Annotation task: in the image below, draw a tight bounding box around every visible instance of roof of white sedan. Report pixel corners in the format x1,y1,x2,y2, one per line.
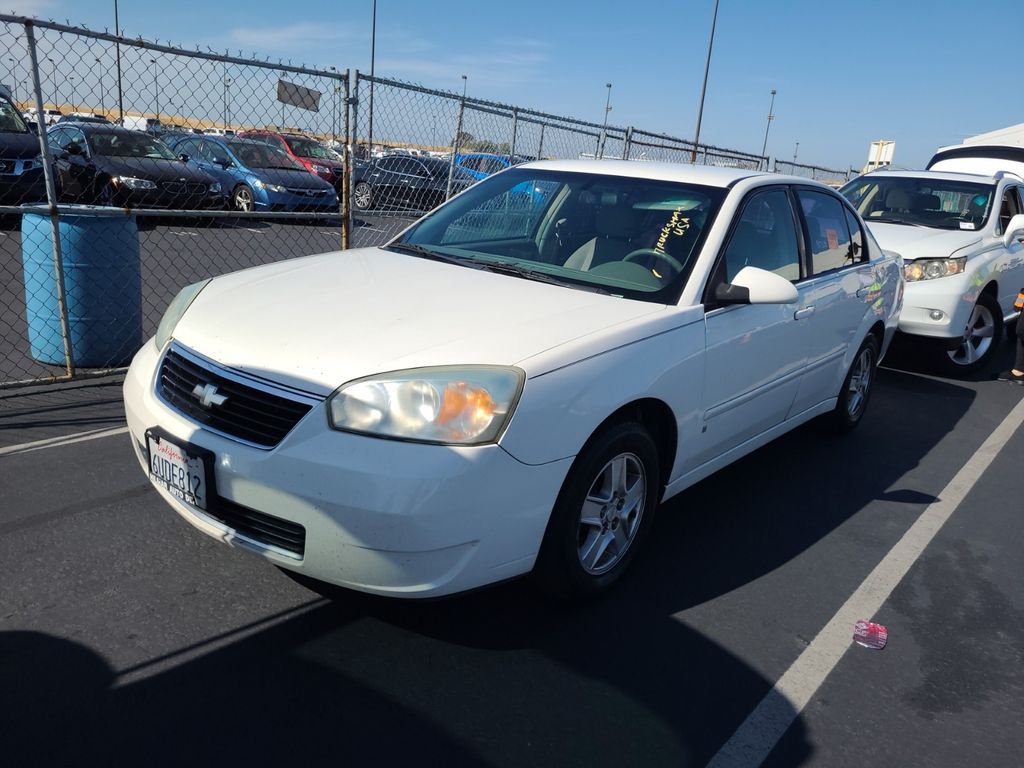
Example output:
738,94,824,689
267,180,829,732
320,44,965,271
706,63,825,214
519,159,767,187
858,168,1008,184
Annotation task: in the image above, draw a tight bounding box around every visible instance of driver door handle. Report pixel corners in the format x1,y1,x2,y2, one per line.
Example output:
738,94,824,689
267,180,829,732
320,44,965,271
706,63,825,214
794,306,815,320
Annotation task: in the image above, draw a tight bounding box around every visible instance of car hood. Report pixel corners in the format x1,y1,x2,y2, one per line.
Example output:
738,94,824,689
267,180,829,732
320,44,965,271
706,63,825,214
94,156,217,183
248,166,332,190
865,222,983,260
0,130,42,159
172,247,666,395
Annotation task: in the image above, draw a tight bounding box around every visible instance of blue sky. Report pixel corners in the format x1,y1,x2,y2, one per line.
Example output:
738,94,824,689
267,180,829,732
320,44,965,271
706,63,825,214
6,0,1022,169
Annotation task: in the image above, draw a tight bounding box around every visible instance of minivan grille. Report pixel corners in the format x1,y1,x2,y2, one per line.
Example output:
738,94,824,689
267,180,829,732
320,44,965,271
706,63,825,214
158,347,315,448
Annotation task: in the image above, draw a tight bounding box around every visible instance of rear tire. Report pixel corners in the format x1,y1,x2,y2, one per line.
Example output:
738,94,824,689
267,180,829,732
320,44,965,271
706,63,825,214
826,334,879,433
941,292,1002,374
532,421,660,599
353,181,373,211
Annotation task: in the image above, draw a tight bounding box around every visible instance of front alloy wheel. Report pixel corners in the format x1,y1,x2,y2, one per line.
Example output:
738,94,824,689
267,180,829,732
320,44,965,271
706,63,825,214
232,184,254,212
944,293,1002,374
533,421,660,598
353,181,373,211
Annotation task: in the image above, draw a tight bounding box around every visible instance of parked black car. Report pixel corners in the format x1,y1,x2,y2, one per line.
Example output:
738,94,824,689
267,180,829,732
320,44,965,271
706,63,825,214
0,94,47,206
47,124,225,209
352,155,477,212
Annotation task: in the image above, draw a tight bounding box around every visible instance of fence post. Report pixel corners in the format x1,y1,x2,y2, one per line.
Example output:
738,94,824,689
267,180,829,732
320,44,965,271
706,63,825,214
25,21,75,378
446,92,466,200
348,70,360,230
537,122,545,160
622,126,633,160
509,108,518,160
596,130,604,159
341,68,351,250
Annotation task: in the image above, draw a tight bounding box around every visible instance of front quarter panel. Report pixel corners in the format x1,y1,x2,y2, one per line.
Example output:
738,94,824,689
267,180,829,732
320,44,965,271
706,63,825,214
500,312,706,484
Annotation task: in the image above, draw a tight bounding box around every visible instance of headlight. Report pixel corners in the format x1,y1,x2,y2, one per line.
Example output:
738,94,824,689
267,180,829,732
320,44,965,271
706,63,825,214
311,164,330,174
209,182,222,193
266,183,287,193
154,279,211,349
328,366,525,445
904,257,967,282
252,178,265,189
112,176,157,190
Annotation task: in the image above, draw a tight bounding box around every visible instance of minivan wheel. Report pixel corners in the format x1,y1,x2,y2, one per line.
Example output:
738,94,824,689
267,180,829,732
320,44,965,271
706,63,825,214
942,293,1002,374
826,334,879,433
532,421,660,599
353,181,373,211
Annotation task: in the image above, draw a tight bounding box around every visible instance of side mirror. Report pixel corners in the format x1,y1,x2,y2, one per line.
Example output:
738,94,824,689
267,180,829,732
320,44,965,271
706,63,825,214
65,143,83,156
26,121,37,134
714,266,799,306
216,158,233,169
178,153,190,163
1003,213,1024,247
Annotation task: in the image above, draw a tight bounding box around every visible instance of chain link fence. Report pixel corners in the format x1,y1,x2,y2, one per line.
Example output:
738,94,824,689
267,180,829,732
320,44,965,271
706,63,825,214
773,159,853,186
2,14,842,389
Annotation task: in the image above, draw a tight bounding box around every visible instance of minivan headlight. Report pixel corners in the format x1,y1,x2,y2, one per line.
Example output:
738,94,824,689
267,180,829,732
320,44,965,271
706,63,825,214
904,257,966,282
154,279,211,349
328,366,525,445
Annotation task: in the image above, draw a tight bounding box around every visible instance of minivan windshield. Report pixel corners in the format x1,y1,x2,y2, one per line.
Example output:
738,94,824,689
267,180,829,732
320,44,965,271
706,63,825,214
841,175,996,231
394,168,725,304
0,98,28,133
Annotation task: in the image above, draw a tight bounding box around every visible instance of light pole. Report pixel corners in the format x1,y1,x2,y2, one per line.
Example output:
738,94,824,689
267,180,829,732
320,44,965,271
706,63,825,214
368,0,377,156
329,66,338,141
691,0,719,163
599,82,612,159
6,57,16,102
223,72,232,131
114,0,124,123
68,75,76,112
759,88,776,170
96,57,105,115
46,56,55,107
149,58,159,124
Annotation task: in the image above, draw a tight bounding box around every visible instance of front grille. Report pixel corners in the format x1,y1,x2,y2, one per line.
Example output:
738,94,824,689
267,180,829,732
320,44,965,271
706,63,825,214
286,187,326,196
163,181,206,195
209,498,306,557
158,346,316,448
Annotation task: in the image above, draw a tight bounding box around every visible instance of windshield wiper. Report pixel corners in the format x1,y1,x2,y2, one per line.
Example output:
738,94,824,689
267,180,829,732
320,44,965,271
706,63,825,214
473,259,611,294
385,242,483,269
874,216,923,227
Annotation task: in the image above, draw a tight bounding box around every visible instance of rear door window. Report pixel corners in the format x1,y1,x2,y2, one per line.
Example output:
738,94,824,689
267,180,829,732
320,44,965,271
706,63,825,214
797,189,855,275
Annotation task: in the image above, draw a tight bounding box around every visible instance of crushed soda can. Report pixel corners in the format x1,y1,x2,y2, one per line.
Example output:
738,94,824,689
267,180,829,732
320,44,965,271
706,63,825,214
853,620,888,650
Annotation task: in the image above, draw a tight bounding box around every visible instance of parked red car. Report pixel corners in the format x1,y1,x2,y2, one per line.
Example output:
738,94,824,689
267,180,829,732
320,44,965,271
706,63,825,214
237,130,345,190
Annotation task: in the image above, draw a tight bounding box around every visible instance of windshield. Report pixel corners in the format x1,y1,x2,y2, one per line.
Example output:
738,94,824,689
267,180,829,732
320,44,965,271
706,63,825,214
396,168,725,303
841,175,996,231
228,141,304,170
287,137,341,161
90,132,177,159
0,98,28,133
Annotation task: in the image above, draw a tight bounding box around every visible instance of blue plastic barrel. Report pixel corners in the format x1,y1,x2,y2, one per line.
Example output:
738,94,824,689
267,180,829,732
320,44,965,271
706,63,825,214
21,207,142,367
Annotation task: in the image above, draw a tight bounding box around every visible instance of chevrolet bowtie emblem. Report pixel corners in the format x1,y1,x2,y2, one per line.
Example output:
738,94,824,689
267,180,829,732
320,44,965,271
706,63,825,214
192,383,227,408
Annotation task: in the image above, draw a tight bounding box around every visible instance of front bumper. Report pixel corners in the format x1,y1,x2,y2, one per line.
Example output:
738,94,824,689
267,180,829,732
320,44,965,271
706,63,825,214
896,273,978,340
0,170,46,206
259,188,338,212
111,188,227,210
123,340,571,598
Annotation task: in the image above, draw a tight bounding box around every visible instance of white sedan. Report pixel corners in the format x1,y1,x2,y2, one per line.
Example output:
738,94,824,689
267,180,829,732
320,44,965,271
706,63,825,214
123,160,903,599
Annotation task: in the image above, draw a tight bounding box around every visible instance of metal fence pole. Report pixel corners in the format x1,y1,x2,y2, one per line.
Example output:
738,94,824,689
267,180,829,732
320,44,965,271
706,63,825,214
446,92,466,200
537,122,545,159
25,21,74,377
622,126,633,160
341,68,351,250
510,108,518,159
349,70,360,235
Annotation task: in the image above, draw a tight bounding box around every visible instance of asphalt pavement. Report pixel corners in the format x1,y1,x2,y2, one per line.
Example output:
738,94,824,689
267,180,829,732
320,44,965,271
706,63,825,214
1,337,1023,767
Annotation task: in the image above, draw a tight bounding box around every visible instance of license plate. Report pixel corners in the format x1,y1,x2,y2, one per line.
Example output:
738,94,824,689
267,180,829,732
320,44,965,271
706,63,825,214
146,429,209,511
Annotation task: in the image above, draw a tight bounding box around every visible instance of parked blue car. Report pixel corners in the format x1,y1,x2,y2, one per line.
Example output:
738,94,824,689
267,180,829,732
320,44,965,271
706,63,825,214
164,134,338,213
454,152,532,181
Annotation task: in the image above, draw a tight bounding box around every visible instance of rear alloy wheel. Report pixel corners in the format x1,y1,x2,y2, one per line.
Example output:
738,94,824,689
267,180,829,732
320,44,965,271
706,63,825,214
353,181,373,211
532,421,660,599
943,292,1002,374
826,334,879,433
231,184,255,212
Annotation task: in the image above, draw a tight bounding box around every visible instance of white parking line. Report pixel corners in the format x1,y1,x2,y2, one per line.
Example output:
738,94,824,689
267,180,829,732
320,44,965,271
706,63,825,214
706,395,1024,768
0,425,129,457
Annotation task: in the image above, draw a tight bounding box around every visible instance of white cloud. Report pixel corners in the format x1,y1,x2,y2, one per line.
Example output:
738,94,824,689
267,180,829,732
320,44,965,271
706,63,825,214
225,23,360,53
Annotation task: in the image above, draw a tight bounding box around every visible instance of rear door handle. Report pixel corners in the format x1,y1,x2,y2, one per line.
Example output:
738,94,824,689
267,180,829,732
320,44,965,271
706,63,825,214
794,307,815,320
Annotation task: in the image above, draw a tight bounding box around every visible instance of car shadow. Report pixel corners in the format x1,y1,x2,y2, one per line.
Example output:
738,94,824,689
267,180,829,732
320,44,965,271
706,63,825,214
0,367,978,766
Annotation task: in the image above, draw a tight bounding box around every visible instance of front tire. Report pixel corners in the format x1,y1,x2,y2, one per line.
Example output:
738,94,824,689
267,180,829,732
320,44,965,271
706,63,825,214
826,334,879,433
231,184,255,212
353,181,373,211
532,421,660,599
942,292,1002,374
